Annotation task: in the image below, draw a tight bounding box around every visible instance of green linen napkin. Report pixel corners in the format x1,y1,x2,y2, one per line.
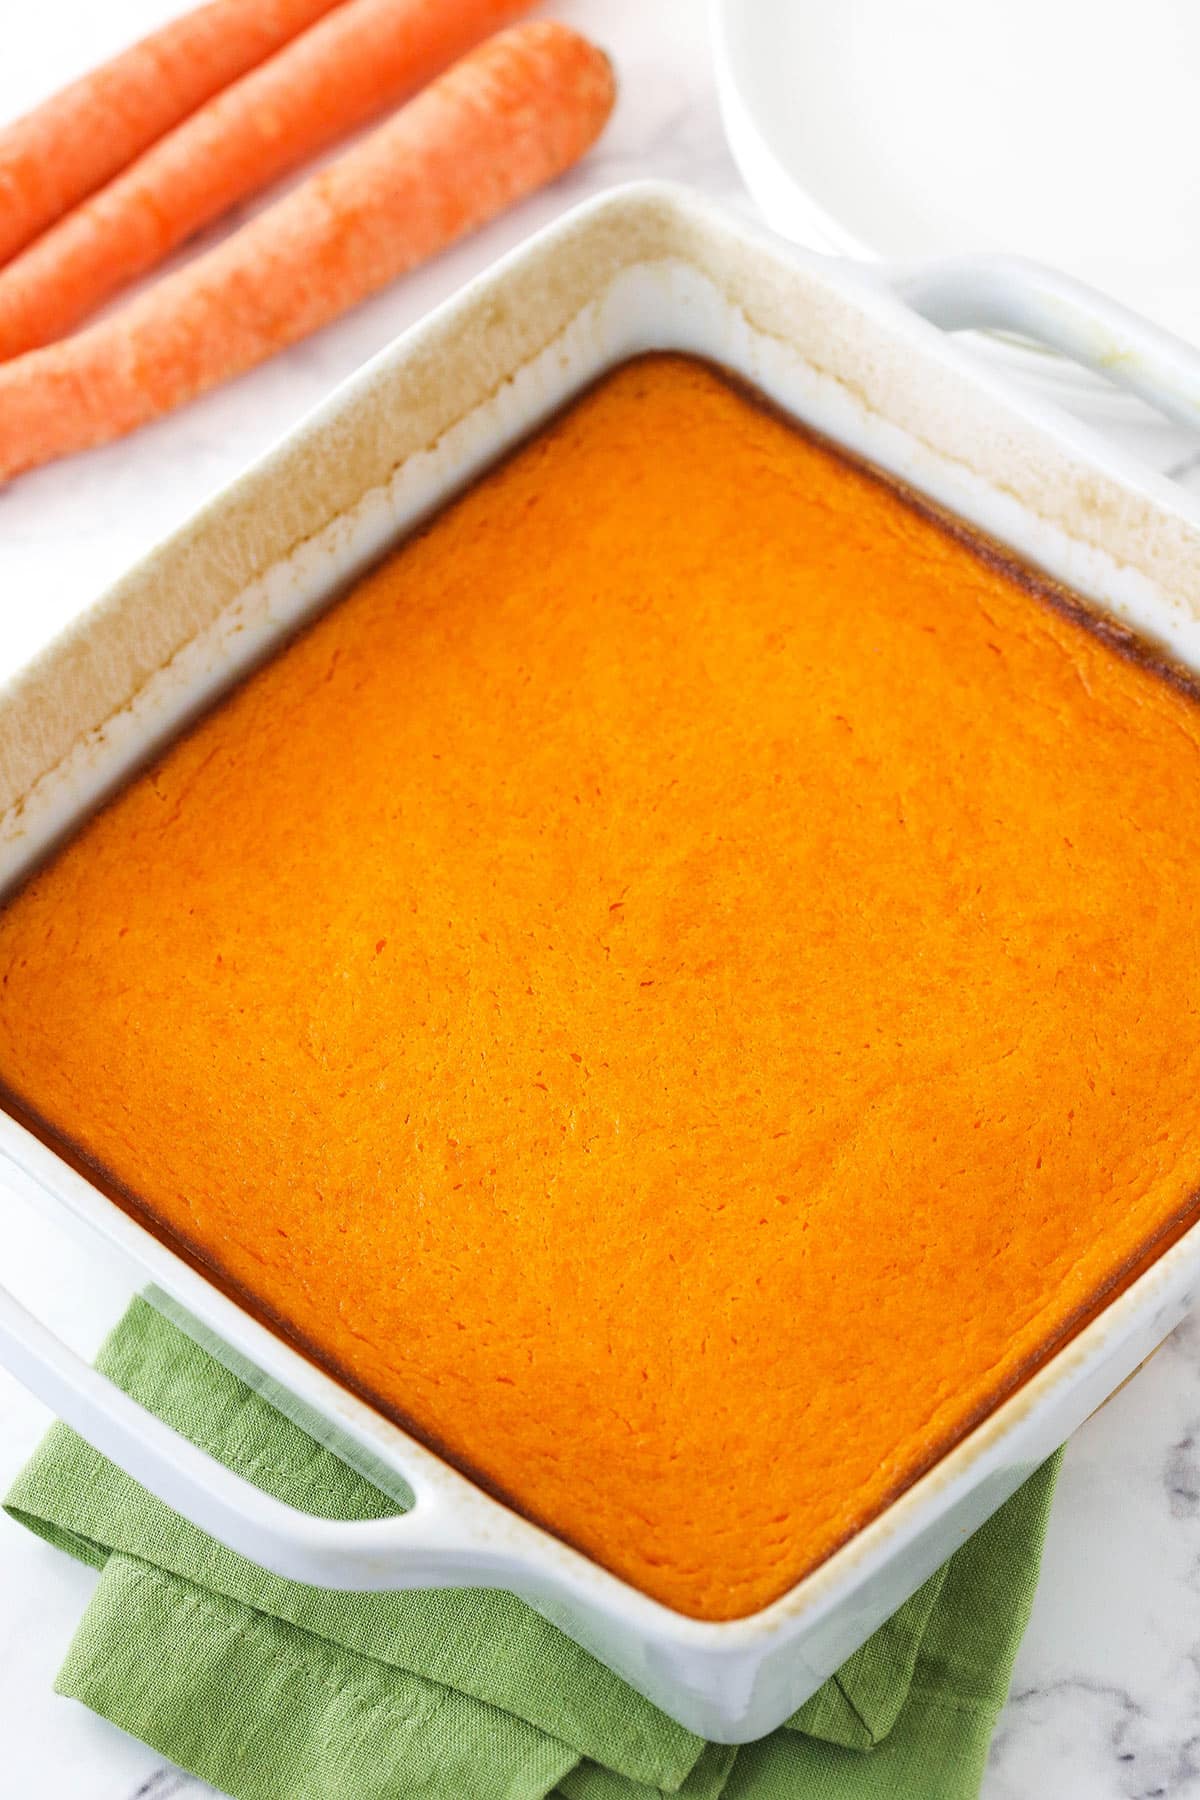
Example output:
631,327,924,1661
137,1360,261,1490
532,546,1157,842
4,1299,1061,1800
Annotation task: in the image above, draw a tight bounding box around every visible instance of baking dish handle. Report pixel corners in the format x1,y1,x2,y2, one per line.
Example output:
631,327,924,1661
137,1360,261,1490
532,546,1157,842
884,253,1200,436
0,1279,505,1591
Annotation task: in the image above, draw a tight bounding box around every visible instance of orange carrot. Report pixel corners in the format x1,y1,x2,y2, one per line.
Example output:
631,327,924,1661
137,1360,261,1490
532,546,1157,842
0,0,535,360
0,21,614,484
0,0,348,268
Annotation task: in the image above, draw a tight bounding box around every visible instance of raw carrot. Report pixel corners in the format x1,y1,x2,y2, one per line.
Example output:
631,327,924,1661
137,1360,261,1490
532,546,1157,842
0,21,615,483
0,0,535,360
0,0,348,268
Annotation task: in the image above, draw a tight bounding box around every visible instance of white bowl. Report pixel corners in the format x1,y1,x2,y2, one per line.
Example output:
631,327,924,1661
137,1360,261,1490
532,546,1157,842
711,0,1200,414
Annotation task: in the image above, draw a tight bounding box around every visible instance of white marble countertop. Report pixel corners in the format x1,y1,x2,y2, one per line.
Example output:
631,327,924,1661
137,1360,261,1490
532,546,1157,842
3,4,1200,1795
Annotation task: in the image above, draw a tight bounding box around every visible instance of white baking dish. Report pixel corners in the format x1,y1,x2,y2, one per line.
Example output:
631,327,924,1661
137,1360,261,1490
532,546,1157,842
2,183,1200,1744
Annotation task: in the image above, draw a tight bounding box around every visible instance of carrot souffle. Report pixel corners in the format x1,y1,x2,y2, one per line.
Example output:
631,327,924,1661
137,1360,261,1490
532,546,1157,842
2,354,1199,1621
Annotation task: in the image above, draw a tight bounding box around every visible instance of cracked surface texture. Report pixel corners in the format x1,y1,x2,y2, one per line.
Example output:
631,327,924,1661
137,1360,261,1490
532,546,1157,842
1,353,1199,1619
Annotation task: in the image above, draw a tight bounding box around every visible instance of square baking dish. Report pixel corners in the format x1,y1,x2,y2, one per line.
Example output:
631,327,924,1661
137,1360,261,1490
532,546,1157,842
2,183,1200,1742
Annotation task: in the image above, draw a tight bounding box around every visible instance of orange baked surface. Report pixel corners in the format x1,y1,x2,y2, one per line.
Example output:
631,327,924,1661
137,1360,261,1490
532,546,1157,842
3,354,1200,1620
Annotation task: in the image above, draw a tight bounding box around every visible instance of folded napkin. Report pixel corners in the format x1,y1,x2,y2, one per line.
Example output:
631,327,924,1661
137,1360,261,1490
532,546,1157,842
4,1300,1060,1800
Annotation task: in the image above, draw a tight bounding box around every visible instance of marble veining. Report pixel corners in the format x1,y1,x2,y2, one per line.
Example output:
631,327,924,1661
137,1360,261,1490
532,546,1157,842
127,1773,212,1800
3,2,1200,1795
